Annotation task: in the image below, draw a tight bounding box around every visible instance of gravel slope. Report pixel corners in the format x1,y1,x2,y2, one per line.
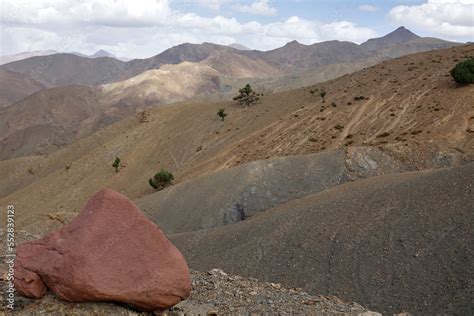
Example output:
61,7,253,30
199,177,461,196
0,231,377,315
137,147,437,235
170,163,474,315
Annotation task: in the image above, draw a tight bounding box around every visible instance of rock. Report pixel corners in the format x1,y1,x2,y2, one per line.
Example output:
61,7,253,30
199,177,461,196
14,188,191,311
208,269,227,277
13,266,47,299
270,282,281,290
357,312,382,316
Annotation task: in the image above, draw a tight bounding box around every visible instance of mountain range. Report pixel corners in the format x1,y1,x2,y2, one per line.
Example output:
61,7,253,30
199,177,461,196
0,27,465,159
0,26,461,94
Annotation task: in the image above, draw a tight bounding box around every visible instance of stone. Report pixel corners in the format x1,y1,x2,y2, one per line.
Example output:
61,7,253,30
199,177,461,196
14,188,191,311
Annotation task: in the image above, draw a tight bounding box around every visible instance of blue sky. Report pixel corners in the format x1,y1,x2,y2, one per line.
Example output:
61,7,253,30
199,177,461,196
1,0,473,58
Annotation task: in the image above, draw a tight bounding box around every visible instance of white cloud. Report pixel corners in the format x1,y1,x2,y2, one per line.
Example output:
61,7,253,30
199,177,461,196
0,0,377,58
319,21,377,43
265,16,317,39
235,0,277,16
389,0,474,39
194,0,229,10
358,4,379,12
1,0,171,27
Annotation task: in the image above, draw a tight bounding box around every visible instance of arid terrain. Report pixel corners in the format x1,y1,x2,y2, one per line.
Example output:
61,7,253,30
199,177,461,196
0,27,463,159
0,22,473,316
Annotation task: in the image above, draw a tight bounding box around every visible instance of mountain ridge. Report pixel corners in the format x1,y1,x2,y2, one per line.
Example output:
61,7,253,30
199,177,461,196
1,27,463,91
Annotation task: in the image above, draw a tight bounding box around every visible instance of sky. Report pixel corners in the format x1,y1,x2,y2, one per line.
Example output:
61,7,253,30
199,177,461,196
0,0,473,59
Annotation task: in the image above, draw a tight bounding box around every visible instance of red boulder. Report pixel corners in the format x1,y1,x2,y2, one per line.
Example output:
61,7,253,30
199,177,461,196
14,188,191,311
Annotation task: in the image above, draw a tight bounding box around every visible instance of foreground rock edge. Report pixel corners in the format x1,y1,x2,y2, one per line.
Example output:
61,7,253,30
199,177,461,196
13,188,191,311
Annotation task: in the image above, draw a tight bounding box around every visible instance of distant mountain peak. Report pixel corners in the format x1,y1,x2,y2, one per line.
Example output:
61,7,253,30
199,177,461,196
284,40,304,48
90,50,116,59
386,26,420,40
361,26,420,51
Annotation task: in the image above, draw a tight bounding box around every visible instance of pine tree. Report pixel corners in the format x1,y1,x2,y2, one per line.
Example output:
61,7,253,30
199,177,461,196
233,84,260,106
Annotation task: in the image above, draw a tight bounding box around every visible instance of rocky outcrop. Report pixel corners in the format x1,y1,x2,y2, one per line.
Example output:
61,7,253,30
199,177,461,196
14,188,191,311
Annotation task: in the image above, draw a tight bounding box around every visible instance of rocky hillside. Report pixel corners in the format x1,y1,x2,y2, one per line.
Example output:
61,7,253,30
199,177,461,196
0,44,472,315
170,162,474,315
0,44,472,234
0,230,376,315
0,28,464,160
0,69,46,107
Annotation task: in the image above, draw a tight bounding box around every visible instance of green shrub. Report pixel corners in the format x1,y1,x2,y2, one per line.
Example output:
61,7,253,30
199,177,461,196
217,108,228,121
450,58,474,84
149,169,174,190
112,157,121,173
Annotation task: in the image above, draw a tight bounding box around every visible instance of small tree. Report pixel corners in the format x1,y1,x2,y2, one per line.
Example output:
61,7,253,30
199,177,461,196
450,58,474,84
320,90,327,103
112,157,121,173
149,169,174,190
217,108,227,121
233,83,259,106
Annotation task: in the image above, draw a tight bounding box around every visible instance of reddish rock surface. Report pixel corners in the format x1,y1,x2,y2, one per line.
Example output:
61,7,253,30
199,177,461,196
14,188,191,311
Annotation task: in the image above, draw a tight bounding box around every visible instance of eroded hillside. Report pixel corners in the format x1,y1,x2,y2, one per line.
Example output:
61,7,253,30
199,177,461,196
0,44,472,235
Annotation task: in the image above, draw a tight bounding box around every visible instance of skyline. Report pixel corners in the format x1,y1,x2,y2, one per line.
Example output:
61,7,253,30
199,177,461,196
1,0,473,59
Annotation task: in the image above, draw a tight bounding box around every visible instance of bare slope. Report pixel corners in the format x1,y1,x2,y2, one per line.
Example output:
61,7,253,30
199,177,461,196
0,69,46,107
170,163,474,315
136,148,435,235
101,62,223,106
0,54,282,159
0,45,472,235
0,53,127,87
189,44,474,174
0,62,223,159
0,229,376,315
